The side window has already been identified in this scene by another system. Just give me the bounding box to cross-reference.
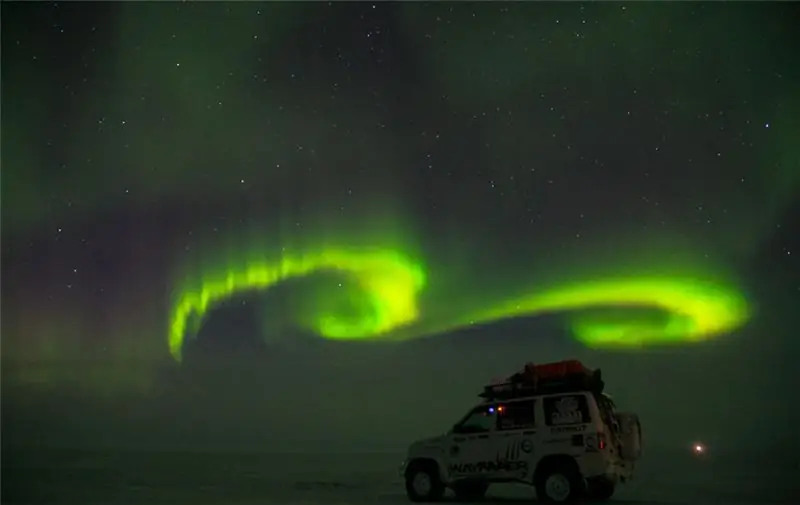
[454,406,495,434]
[496,399,536,431]
[543,395,591,426]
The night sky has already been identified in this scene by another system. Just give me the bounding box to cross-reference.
[2,2,799,456]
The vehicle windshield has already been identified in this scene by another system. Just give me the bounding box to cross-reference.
[453,405,495,434]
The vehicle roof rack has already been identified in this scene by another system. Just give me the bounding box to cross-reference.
[479,360,604,401]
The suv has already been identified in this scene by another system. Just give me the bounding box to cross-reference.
[400,360,642,503]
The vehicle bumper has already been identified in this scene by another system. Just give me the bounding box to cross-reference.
[577,453,634,483]
[398,459,408,478]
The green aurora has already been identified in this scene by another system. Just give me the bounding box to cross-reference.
[169,231,751,362]
[5,2,795,394]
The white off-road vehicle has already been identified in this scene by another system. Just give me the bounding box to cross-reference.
[400,360,642,503]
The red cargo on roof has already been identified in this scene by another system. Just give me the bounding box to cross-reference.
[524,360,592,380]
[483,359,602,400]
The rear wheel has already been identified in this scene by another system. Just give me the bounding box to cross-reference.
[535,462,585,503]
[452,480,489,501]
[405,462,445,502]
[586,477,615,502]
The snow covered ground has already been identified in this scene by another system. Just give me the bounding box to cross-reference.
[2,450,795,504]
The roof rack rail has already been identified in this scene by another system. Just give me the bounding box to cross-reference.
[479,360,604,401]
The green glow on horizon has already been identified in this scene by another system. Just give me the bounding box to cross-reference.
[168,244,751,362]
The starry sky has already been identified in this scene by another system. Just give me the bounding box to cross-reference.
[2,2,799,454]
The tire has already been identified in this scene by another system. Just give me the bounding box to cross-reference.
[586,477,615,502]
[452,480,489,501]
[534,461,585,503]
[405,461,445,502]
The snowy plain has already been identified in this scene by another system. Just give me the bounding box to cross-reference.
[3,449,796,504]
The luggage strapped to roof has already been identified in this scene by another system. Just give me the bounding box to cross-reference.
[479,360,604,400]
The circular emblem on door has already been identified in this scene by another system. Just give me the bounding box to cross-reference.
[520,439,534,453]
[450,445,460,456]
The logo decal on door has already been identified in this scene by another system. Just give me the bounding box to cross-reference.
[501,438,534,460]
[448,460,528,475]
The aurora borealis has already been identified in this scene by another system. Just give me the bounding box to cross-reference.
[2,1,799,459]
[169,242,750,362]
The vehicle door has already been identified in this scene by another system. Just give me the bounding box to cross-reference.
[445,404,498,480]
[541,394,594,456]
[493,398,538,481]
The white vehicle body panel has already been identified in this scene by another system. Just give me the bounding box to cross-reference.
[402,391,638,487]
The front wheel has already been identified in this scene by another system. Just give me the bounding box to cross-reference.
[535,463,585,503]
[452,480,489,501]
[586,477,615,502]
[405,463,445,502]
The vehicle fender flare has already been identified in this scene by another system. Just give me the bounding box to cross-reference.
[405,457,444,482]
[533,454,581,484]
